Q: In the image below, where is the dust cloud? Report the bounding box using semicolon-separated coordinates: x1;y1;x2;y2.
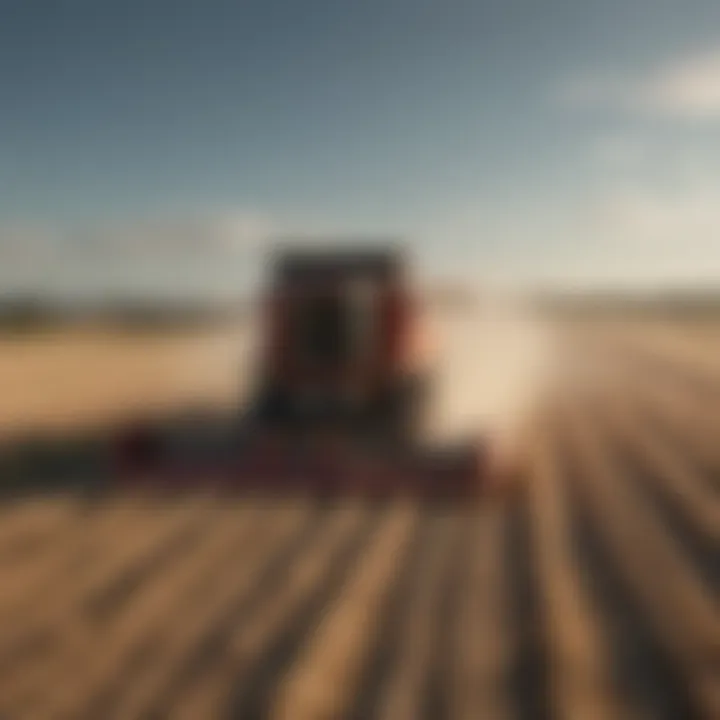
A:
426;297;558;451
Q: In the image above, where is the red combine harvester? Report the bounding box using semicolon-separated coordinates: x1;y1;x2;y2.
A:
116;245;509;501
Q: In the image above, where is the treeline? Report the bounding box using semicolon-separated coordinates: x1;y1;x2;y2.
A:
0;297;65;331
0;295;248;333
534;289;720;320
2;287;719;332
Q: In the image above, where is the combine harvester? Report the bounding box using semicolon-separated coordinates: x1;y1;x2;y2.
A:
115;244;519;501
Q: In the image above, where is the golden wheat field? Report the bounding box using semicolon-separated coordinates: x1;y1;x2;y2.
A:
0;313;718;720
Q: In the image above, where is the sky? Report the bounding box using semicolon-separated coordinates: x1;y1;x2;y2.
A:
1;0;720;299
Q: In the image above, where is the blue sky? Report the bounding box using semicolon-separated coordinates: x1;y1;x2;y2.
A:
2;0;720;298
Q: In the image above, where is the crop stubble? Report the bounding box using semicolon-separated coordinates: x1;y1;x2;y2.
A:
0;320;718;719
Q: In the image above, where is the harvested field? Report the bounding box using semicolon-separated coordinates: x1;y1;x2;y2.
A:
0;315;718;719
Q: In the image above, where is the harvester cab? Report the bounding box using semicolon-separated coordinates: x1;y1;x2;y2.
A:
249;247;429;445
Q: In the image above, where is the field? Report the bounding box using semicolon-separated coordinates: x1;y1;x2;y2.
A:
0;311;717;719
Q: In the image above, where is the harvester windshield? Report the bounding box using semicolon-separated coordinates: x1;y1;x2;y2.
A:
292;280;375;371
